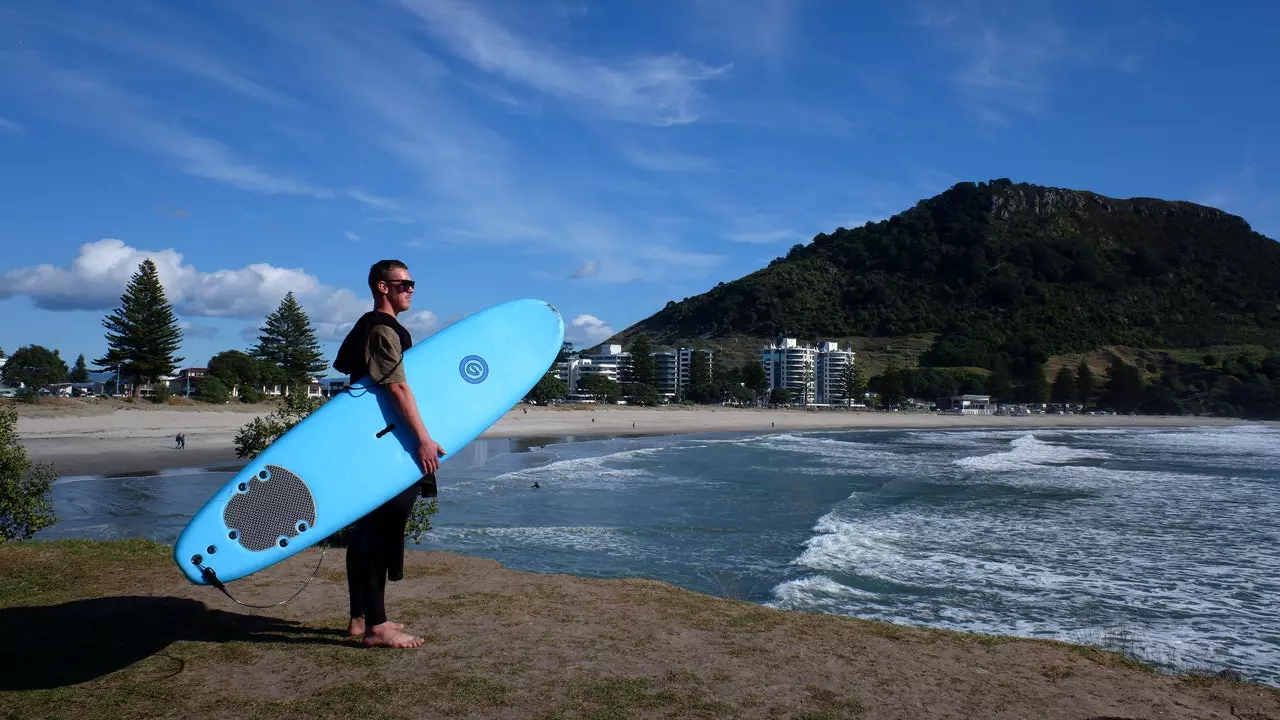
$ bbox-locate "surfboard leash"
[191,547,328,609]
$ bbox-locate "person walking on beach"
[332,259,446,649]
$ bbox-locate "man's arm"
[385,380,444,474]
[367,325,446,474]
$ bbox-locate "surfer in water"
[333,259,446,649]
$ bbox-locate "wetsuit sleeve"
[365,325,407,385]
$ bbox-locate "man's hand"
[418,437,446,474]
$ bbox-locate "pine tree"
[1051,366,1078,407]
[842,361,867,406]
[68,354,90,383]
[988,357,1012,405]
[95,259,183,384]
[627,336,657,386]
[1076,361,1096,409]
[1022,363,1050,405]
[249,292,327,388]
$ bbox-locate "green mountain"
[615,179,1280,375]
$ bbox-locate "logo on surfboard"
[459,355,489,384]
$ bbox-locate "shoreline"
[17,403,1256,477]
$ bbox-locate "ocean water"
[38,424,1280,685]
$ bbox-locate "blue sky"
[1,0,1277,374]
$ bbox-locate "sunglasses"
[383,279,416,291]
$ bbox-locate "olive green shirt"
[366,324,407,385]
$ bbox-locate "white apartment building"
[652,347,714,399]
[760,338,857,406]
[815,341,857,406]
[760,338,817,405]
[556,344,633,401]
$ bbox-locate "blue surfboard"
[174,298,564,585]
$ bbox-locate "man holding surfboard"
[333,259,446,649]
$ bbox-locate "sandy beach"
[12,399,1252,476]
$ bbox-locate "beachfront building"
[760,338,857,406]
[937,394,995,415]
[815,341,857,405]
[652,347,715,400]
[653,350,678,398]
[760,338,817,405]
[554,344,632,401]
[167,368,208,397]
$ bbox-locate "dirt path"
[2,540,1277,719]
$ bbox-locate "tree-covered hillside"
[620,179,1280,377]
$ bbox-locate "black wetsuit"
[334,311,434,626]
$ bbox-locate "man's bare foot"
[363,621,424,649]
[348,617,402,637]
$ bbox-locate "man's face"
[380,267,415,313]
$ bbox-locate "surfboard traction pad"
[222,464,318,552]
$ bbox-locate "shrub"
[197,376,230,404]
[0,406,57,540]
[150,383,171,404]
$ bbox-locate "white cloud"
[567,314,614,346]
[397,0,730,125]
[0,239,436,340]
[178,321,220,340]
[0,118,23,134]
[345,230,362,242]
[568,260,600,279]
[346,189,402,212]
[727,229,800,244]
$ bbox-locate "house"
[937,394,995,415]
[167,368,209,397]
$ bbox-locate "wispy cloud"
[3,50,325,197]
[911,0,1157,124]
[688,0,803,65]
[397,0,731,125]
[346,189,402,212]
[345,231,362,242]
[0,118,24,134]
[568,260,600,279]
[621,145,716,173]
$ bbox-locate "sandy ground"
[12,400,1253,476]
[3,540,1277,719]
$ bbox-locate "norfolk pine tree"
[249,292,327,390]
[68,354,90,382]
[95,259,184,384]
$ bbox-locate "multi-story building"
[554,344,632,401]
[555,344,713,402]
[653,350,679,398]
[760,338,817,405]
[815,341,857,406]
[650,347,714,400]
[760,338,857,406]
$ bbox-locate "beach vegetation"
[196,376,230,404]
[1,345,69,398]
[248,292,328,387]
[93,259,183,384]
[525,371,568,404]
[0,405,57,541]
